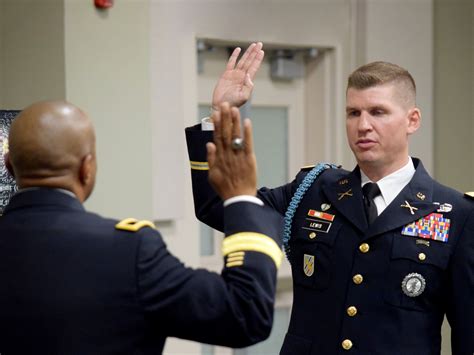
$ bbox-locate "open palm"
[212,42,264,109]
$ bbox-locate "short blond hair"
[347,61,416,106]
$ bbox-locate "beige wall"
[1,0,470,353]
[434,0,474,191]
[0,0,65,110]
[64,0,152,220]
[355,0,434,173]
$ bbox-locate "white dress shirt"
[360,157,416,216]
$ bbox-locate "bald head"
[7,100,97,202]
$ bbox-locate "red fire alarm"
[95,0,113,9]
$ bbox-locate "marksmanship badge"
[401,273,426,297]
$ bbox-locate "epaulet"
[115,218,156,232]
[300,164,316,171]
[464,192,474,200]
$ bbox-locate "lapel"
[322,168,368,233]
[364,159,438,240]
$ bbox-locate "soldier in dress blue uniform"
[0,100,284,354]
[185,43,474,354]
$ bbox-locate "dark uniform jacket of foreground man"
[0,188,283,354]
[186,126,474,355]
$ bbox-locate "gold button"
[342,339,353,350]
[309,232,317,239]
[418,252,426,261]
[352,274,363,284]
[359,243,370,253]
[347,306,358,317]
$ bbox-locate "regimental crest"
[321,203,331,211]
[303,254,315,277]
[401,213,450,242]
[401,273,426,297]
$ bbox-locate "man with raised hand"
[185,44,474,354]
[0,100,283,354]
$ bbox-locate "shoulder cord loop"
[283,163,338,260]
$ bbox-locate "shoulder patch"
[300,164,316,171]
[115,218,156,232]
[464,191,474,200]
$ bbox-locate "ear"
[79,154,94,186]
[4,153,15,177]
[407,107,421,135]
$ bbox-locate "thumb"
[244,73,254,88]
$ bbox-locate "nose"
[357,112,372,132]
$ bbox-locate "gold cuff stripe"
[222,232,283,268]
[190,161,209,170]
[115,218,156,232]
[226,256,245,263]
[228,251,245,257]
[226,260,244,268]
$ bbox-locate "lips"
[356,139,376,149]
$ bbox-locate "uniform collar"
[322,158,437,237]
[3,187,84,214]
[360,157,416,208]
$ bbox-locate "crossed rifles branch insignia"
[401,200,418,215]
[337,189,353,200]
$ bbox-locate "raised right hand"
[206,103,257,200]
[211,42,264,110]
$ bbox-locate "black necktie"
[362,182,381,225]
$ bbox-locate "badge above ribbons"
[401,213,450,242]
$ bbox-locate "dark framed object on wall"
[0,110,20,215]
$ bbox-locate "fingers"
[219,103,233,148]
[243,118,254,155]
[211,109,223,152]
[241,42,263,73]
[214,103,245,152]
[246,48,264,81]
[236,42,257,70]
[231,107,242,141]
[226,47,241,70]
[206,142,216,168]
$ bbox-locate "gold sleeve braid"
[190,161,209,171]
[222,232,283,269]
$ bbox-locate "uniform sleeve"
[446,207,474,354]
[185,124,295,232]
[136,201,284,348]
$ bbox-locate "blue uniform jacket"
[186,124,474,355]
[0,188,283,354]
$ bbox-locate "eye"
[370,108,385,116]
[346,110,360,118]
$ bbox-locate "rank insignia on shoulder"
[401,213,450,242]
[115,218,156,232]
[464,191,474,200]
